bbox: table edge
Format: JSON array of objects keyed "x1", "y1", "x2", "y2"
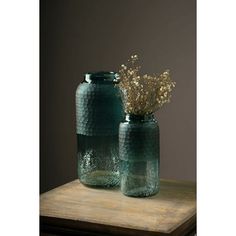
[{"x1": 40, "y1": 213, "x2": 196, "y2": 236}]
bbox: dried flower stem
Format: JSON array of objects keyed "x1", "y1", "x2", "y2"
[{"x1": 117, "y1": 55, "x2": 176, "y2": 115}]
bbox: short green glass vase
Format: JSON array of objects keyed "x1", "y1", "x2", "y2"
[{"x1": 119, "y1": 113, "x2": 160, "y2": 197}]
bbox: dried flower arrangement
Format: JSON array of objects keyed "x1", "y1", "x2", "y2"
[{"x1": 117, "y1": 55, "x2": 176, "y2": 115}]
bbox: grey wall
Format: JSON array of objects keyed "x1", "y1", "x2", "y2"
[{"x1": 40, "y1": 0, "x2": 196, "y2": 193}]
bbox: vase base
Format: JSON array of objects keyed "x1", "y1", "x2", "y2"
[
  {"x1": 79, "y1": 170, "x2": 120, "y2": 188},
  {"x1": 121, "y1": 188, "x2": 159, "y2": 198}
]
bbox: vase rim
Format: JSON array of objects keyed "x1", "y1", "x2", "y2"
[
  {"x1": 125, "y1": 113, "x2": 155, "y2": 122},
  {"x1": 83, "y1": 71, "x2": 119, "y2": 84}
]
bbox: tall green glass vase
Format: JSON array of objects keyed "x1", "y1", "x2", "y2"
[
  {"x1": 119, "y1": 113, "x2": 160, "y2": 197},
  {"x1": 76, "y1": 72, "x2": 123, "y2": 188}
]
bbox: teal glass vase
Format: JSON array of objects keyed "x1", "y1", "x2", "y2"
[
  {"x1": 76, "y1": 72, "x2": 123, "y2": 188},
  {"x1": 119, "y1": 113, "x2": 160, "y2": 197}
]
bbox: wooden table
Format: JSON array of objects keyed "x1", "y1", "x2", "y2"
[{"x1": 40, "y1": 179, "x2": 196, "y2": 236}]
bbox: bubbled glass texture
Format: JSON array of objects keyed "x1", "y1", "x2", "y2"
[
  {"x1": 119, "y1": 114, "x2": 160, "y2": 197},
  {"x1": 76, "y1": 74, "x2": 123, "y2": 188},
  {"x1": 77, "y1": 134, "x2": 119, "y2": 187}
]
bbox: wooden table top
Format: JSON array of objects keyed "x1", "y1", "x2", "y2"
[{"x1": 40, "y1": 179, "x2": 196, "y2": 236}]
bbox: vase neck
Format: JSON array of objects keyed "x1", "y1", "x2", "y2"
[{"x1": 125, "y1": 113, "x2": 155, "y2": 122}]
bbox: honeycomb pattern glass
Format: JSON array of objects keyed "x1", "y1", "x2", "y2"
[
  {"x1": 119, "y1": 114, "x2": 160, "y2": 197},
  {"x1": 76, "y1": 72, "x2": 123, "y2": 188}
]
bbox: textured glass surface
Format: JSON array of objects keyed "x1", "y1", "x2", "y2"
[
  {"x1": 76, "y1": 72, "x2": 123, "y2": 188},
  {"x1": 119, "y1": 114, "x2": 160, "y2": 197},
  {"x1": 77, "y1": 134, "x2": 119, "y2": 187},
  {"x1": 76, "y1": 83, "x2": 123, "y2": 136}
]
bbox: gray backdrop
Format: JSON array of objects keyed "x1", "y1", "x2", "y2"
[{"x1": 40, "y1": 0, "x2": 196, "y2": 193}]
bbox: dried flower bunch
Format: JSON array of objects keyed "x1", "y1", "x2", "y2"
[{"x1": 117, "y1": 55, "x2": 176, "y2": 115}]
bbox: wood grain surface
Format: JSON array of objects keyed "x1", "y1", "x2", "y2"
[{"x1": 40, "y1": 179, "x2": 196, "y2": 236}]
